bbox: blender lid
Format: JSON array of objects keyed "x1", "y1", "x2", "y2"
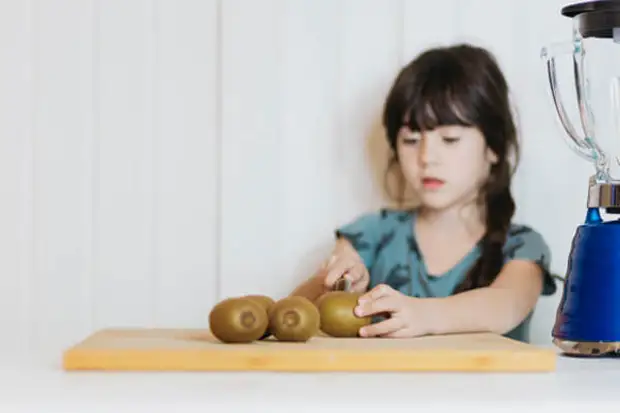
[
  {"x1": 562, "y1": 1, "x2": 620, "y2": 18},
  {"x1": 561, "y1": 1, "x2": 620, "y2": 38}
]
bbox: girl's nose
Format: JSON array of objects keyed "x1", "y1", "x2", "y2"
[{"x1": 418, "y1": 135, "x2": 438, "y2": 166}]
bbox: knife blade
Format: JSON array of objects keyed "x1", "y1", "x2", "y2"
[{"x1": 333, "y1": 275, "x2": 351, "y2": 292}]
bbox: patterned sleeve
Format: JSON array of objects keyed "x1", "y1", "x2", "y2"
[
  {"x1": 334, "y1": 212, "x2": 383, "y2": 271},
  {"x1": 503, "y1": 225, "x2": 556, "y2": 296}
]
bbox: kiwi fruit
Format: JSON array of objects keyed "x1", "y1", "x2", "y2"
[
  {"x1": 209, "y1": 297, "x2": 269, "y2": 343},
  {"x1": 268, "y1": 296, "x2": 320, "y2": 342},
  {"x1": 244, "y1": 294, "x2": 275, "y2": 310},
  {"x1": 315, "y1": 291, "x2": 372, "y2": 337},
  {"x1": 243, "y1": 294, "x2": 276, "y2": 339}
]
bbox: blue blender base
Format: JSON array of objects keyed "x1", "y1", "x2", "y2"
[{"x1": 552, "y1": 208, "x2": 620, "y2": 355}]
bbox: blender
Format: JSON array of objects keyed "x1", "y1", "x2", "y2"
[{"x1": 542, "y1": 0, "x2": 620, "y2": 356}]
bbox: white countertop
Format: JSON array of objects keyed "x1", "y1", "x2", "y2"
[{"x1": 2, "y1": 352, "x2": 619, "y2": 413}]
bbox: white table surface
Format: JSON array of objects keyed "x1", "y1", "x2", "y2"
[{"x1": 2, "y1": 351, "x2": 619, "y2": 413}]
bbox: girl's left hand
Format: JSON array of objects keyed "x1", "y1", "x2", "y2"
[{"x1": 353, "y1": 284, "x2": 436, "y2": 338}]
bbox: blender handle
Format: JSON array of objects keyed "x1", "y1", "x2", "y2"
[{"x1": 540, "y1": 41, "x2": 605, "y2": 168}]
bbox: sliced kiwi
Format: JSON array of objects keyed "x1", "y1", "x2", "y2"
[
  {"x1": 243, "y1": 295, "x2": 276, "y2": 339},
  {"x1": 269, "y1": 296, "x2": 320, "y2": 342},
  {"x1": 209, "y1": 297, "x2": 269, "y2": 343},
  {"x1": 315, "y1": 291, "x2": 372, "y2": 337}
]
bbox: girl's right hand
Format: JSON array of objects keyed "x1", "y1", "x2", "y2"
[{"x1": 320, "y1": 238, "x2": 370, "y2": 293}]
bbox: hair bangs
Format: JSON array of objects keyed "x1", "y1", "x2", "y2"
[{"x1": 405, "y1": 79, "x2": 478, "y2": 133}]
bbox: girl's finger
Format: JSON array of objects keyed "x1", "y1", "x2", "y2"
[
  {"x1": 321, "y1": 255, "x2": 336, "y2": 270},
  {"x1": 350, "y1": 275, "x2": 368, "y2": 292},
  {"x1": 358, "y1": 283, "x2": 394, "y2": 303},
  {"x1": 355, "y1": 295, "x2": 400, "y2": 317},
  {"x1": 359, "y1": 317, "x2": 403, "y2": 337},
  {"x1": 350, "y1": 281, "x2": 367, "y2": 293},
  {"x1": 324, "y1": 257, "x2": 356, "y2": 287},
  {"x1": 345, "y1": 261, "x2": 367, "y2": 284}
]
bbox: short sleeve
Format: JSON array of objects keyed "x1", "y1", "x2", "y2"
[
  {"x1": 504, "y1": 225, "x2": 556, "y2": 296},
  {"x1": 334, "y1": 212, "x2": 383, "y2": 271}
]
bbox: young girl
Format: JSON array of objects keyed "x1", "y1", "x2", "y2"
[{"x1": 291, "y1": 43, "x2": 557, "y2": 343}]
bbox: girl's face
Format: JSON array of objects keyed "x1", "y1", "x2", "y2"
[{"x1": 396, "y1": 125, "x2": 498, "y2": 211}]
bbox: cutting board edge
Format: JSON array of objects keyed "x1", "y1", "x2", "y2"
[{"x1": 62, "y1": 347, "x2": 557, "y2": 373}]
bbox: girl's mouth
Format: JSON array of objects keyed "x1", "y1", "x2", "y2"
[{"x1": 422, "y1": 177, "x2": 445, "y2": 189}]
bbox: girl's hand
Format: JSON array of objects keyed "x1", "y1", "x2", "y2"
[
  {"x1": 321, "y1": 238, "x2": 369, "y2": 293},
  {"x1": 353, "y1": 284, "x2": 436, "y2": 338}
]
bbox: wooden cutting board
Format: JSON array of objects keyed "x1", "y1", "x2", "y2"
[{"x1": 62, "y1": 328, "x2": 556, "y2": 372}]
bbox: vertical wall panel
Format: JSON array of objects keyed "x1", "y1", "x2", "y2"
[
  {"x1": 93, "y1": 0, "x2": 156, "y2": 328},
  {"x1": 153, "y1": 0, "x2": 219, "y2": 327},
  {"x1": 220, "y1": 0, "x2": 284, "y2": 299},
  {"x1": 31, "y1": 0, "x2": 95, "y2": 363},
  {"x1": 277, "y1": 0, "x2": 344, "y2": 294},
  {"x1": 0, "y1": 1, "x2": 34, "y2": 356},
  {"x1": 402, "y1": 0, "x2": 459, "y2": 62},
  {"x1": 337, "y1": 0, "x2": 403, "y2": 215}
]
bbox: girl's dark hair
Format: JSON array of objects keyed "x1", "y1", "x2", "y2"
[{"x1": 381, "y1": 43, "x2": 519, "y2": 293}]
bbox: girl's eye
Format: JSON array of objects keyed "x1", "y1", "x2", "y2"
[
  {"x1": 402, "y1": 138, "x2": 419, "y2": 145},
  {"x1": 442, "y1": 136, "x2": 460, "y2": 144},
  {"x1": 402, "y1": 136, "x2": 420, "y2": 145}
]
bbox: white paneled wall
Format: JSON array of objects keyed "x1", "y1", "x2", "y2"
[{"x1": 0, "y1": 0, "x2": 593, "y2": 364}]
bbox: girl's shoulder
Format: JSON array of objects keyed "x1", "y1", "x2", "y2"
[
  {"x1": 503, "y1": 223, "x2": 550, "y2": 258},
  {"x1": 503, "y1": 222, "x2": 555, "y2": 295}
]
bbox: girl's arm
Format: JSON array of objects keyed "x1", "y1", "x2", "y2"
[
  {"x1": 426, "y1": 259, "x2": 544, "y2": 335},
  {"x1": 290, "y1": 268, "x2": 330, "y2": 303}
]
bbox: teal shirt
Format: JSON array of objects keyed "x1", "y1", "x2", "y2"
[{"x1": 335, "y1": 208, "x2": 556, "y2": 343}]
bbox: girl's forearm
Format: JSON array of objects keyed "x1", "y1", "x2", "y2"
[
  {"x1": 425, "y1": 287, "x2": 529, "y2": 336},
  {"x1": 290, "y1": 271, "x2": 328, "y2": 303}
]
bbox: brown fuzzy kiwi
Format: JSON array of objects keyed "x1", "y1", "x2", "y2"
[
  {"x1": 209, "y1": 297, "x2": 269, "y2": 343},
  {"x1": 243, "y1": 294, "x2": 276, "y2": 339},
  {"x1": 268, "y1": 296, "x2": 320, "y2": 342},
  {"x1": 315, "y1": 291, "x2": 372, "y2": 337}
]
